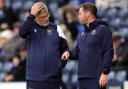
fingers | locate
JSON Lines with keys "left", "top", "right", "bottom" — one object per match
{"left": 31, "top": 3, "right": 43, "bottom": 16}
{"left": 61, "top": 54, "right": 68, "bottom": 60}
{"left": 66, "top": 54, "right": 69, "bottom": 59}
{"left": 61, "top": 54, "right": 65, "bottom": 60}
{"left": 61, "top": 52, "right": 70, "bottom": 60}
{"left": 65, "top": 53, "right": 69, "bottom": 59}
{"left": 36, "top": 3, "right": 42, "bottom": 9}
{"left": 99, "top": 78, "right": 107, "bottom": 88}
{"left": 33, "top": 3, "right": 42, "bottom": 10}
{"left": 99, "top": 80, "right": 107, "bottom": 88}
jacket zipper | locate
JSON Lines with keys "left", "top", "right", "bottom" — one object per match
{"left": 43, "top": 29, "right": 47, "bottom": 81}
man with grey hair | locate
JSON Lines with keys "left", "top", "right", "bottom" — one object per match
{"left": 20, "top": 2, "right": 69, "bottom": 89}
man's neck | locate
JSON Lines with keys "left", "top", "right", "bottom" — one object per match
{"left": 86, "top": 17, "right": 96, "bottom": 27}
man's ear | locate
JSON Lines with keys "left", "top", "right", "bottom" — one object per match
{"left": 48, "top": 13, "right": 50, "bottom": 17}
{"left": 85, "top": 11, "right": 90, "bottom": 17}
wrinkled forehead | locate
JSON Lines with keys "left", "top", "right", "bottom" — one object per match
{"left": 37, "top": 10, "right": 49, "bottom": 17}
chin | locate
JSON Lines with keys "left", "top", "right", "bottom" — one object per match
{"left": 41, "top": 22, "right": 49, "bottom": 26}
{"left": 43, "top": 23, "right": 49, "bottom": 26}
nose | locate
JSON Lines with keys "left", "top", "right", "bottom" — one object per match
{"left": 46, "top": 17, "right": 49, "bottom": 20}
{"left": 44, "top": 16, "right": 49, "bottom": 20}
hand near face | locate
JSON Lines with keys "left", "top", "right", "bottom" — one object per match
{"left": 31, "top": 2, "right": 42, "bottom": 16}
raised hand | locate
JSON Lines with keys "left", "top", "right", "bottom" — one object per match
{"left": 31, "top": 2, "right": 42, "bottom": 16}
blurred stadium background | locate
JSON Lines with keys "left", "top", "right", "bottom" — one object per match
{"left": 0, "top": 0, "right": 128, "bottom": 89}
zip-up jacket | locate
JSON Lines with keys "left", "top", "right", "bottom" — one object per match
{"left": 20, "top": 14, "right": 68, "bottom": 83}
{"left": 70, "top": 20, "right": 114, "bottom": 79}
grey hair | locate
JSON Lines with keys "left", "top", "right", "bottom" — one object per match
{"left": 36, "top": 2, "right": 48, "bottom": 13}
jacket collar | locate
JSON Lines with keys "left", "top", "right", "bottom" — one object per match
{"left": 84, "top": 19, "right": 108, "bottom": 32}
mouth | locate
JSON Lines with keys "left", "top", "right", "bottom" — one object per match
{"left": 43, "top": 20, "right": 49, "bottom": 23}
{"left": 42, "top": 21, "right": 49, "bottom": 26}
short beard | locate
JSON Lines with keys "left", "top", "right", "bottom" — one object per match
{"left": 79, "top": 19, "right": 85, "bottom": 25}
{"left": 37, "top": 21, "right": 49, "bottom": 27}
{"left": 79, "top": 16, "right": 87, "bottom": 25}
{"left": 41, "top": 22, "right": 49, "bottom": 27}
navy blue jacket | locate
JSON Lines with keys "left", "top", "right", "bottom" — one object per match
{"left": 70, "top": 20, "right": 114, "bottom": 79}
{"left": 20, "top": 14, "right": 68, "bottom": 82}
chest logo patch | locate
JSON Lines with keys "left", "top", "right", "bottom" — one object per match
{"left": 34, "top": 29, "right": 37, "bottom": 32}
{"left": 91, "top": 29, "right": 96, "bottom": 35}
{"left": 81, "top": 31, "right": 86, "bottom": 39}
{"left": 47, "top": 29, "right": 52, "bottom": 35}
{"left": 82, "top": 32, "right": 85, "bottom": 36}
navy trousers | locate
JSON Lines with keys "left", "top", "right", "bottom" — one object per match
{"left": 79, "top": 78, "right": 106, "bottom": 89}
{"left": 27, "top": 80, "right": 61, "bottom": 89}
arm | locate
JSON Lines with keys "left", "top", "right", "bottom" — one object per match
{"left": 57, "top": 25, "right": 69, "bottom": 68}
{"left": 20, "top": 14, "right": 35, "bottom": 39}
{"left": 20, "top": 2, "right": 43, "bottom": 39}
{"left": 57, "top": 25, "right": 69, "bottom": 55}
{"left": 101, "top": 26, "right": 114, "bottom": 74}
{"left": 99, "top": 26, "right": 114, "bottom": 88}
{"left": 61, "top": 35, "right": 80, "bottom": 60}
{"left": 69, "top": 43, "right": 79, "bottom": 60}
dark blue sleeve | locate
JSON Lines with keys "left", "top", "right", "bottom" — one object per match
{"left": 20, "top": 14, "right": 35, "bottom": 39}
{"left": 69, "top": 35, "right": 80, "bottom": 60}
{"left": 59, "top": 37, "right": 69, "bottom": 68}
{"left": 69, "top": 43, "right": 79, "bottom": 60}
{"left": 101, "top": 26, "right": 114, "bottom": 74}
{"left": 59, "top": 37, "right": 69, "bottom": 55}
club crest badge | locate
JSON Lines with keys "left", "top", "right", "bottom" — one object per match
{"left": 82, "top": 32, "right": 85, "bottom": 36}
{"left": 34, "top": 29, "right": 37, "bottom": 32}
{"left": 47, "top": 29, "right": 52, "bottom": 35}
{"left": 91, "top": 29, "right": 96, "bottom": 35}
{"left": 81, "top": 31, "right": 86, "bottom": 39}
